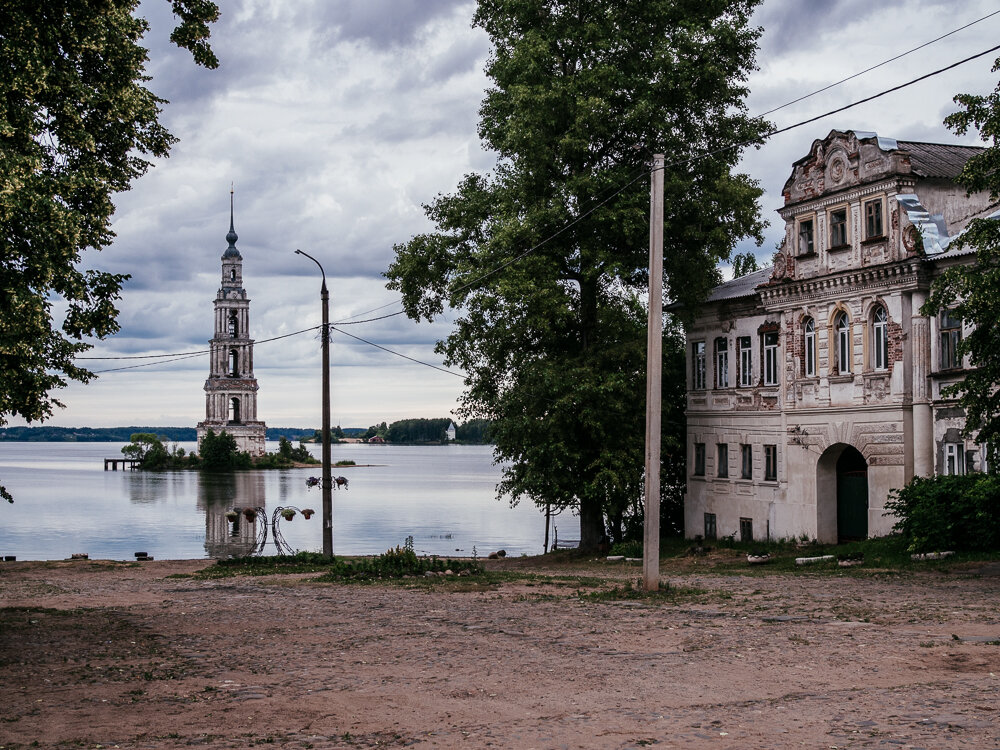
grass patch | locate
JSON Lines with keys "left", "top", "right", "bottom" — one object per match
{"left": 578, "top": 580, "right": 713, "bottom": 604}
{"left": 669, "top": 535, "right": 1000, "bottom": 576}
{"left": 194, "top": 551, "right": 343, "bottom": 578}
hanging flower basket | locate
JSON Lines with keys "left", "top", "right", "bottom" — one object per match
{"left": 301, "top": 508, "right": 315, "bottom": 520}
{"left": 281, "top": 509, "right": 296, "bottom": 521}
{"left": 225, "top": 511, "right": 239, "bottom": 522}
{"left": 243, "top": 508, "right": 257, "bottom": 522}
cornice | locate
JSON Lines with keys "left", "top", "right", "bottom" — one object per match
{"left": 757, "top": 259, "right": 929, "bottom": 309}
{"left": 778, "top": 176, "right": 917, "bottom": 218}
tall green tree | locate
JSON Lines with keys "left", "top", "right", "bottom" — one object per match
{"left": 0, "top": 0, "right": 219, "bottom": 502}
{"left": 386, "top": 0, "right": 768, "bottom": 547}
{"left": 923, "top": 55, "right": 1000, "bottom": 467}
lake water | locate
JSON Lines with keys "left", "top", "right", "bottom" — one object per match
{"left": 0, "top": 442, "right": 550, "bottom": 561}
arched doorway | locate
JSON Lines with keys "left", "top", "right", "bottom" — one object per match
{"left": 836, "top": 446, "right": 868, "bottom": 541}
{"left": 816, "top": 443, "right": 870, "bottom": 543}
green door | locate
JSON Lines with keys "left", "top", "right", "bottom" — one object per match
{"left": 837, "top": 448, "right": 868, "bottom": 541}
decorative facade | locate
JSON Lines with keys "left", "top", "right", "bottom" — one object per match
{"left": 196, "top": 195, "right": 267, "bottom": 456}
{"left": 684, "top": 129, "right": 993, "bottom": 543}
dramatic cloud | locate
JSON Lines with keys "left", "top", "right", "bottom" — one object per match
{"left": 28, "top": 0, "right": 1000, "bottom": 428}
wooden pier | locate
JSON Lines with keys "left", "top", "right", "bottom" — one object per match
{"left": 104, "top": 458, "right": 141, "bottom": 471}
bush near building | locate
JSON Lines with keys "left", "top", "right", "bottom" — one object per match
{"left": 885, "top": 474, "right": 1000, "bottom": 553}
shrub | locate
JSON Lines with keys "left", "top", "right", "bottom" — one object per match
{"left": 609, "top": 539, "right": 643, "bottom": 558}
{"left": 885, "top": 473, "right": 1000, "bottom": 552}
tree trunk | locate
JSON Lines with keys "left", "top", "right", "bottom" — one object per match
{"left": 578, "top": 494, "right": 605, "bottom": 551}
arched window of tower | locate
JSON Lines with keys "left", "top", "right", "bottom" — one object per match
{"left": 229, "top": 349, "right": 239, "bottom": 377}
{"left": 229, "top": 397, "right": 241, "bottom": 424}
{"left": 228, "top": 312, "right": 238, "bottom": 337}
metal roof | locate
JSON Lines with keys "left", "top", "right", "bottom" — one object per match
{"left": 705, "top": 266, "right": 772, "bottom": 303}
{"left": 896, "top": 140, "right": 983, "bottom": 179}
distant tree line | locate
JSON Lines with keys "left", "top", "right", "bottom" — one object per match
{"left": 1, "top": 426, "right": 323, "bottom": 442}
{"left": 4, "top": 421, "right": 493, "bottom": 446}
{"left": 305, "top": 419, "right": 493, "bottom": 445}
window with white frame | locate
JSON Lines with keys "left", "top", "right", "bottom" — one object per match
{"left": 940, "top": 310, "right": 962, "bottom": 370}
{"left": 835, "top": 312, "right": 851, "bottom": 374}
{"left": 944, "top": 442, "right": 965, "bottom": 475}
{"left": 762, "top": 331, "right": 779, "bottom": 385}
{"left": 803, "top": 318, "right": 816, "bottom": 377}
{"left": 692, "top": 341, "right": 706, "bottom": 389}
{"left": 715, "top": 338, "right": 729, "bottom": 388}
{"left": 872, "top": 306, "right": 889, "bottom": 371}
{"left": 738, "top": 336, "right": 752, "bottom": 386}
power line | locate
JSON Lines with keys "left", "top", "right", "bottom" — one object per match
{"left": 755, "top": 9, "right": 1000, "bottom": 119}
{"left": 79, "top": 36, "right": 1000, "bottom": 375}
{"left": 79, "top": 325, "right": 324, "bottom": 361}
{"left": 331, "top": 326, "right": 465, "bottom": 378}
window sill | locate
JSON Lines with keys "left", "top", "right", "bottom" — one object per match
{"left": 796, "top": 251, "right": 817, "bottom": 259}
{"left": 828, "top": 374, "right": 854, "bottom": 383}
{"left": 862, "top": 235, "right": 887, "bottom": 246}
{"left": 827, "top": 243, "right": 851, "bottom": 253}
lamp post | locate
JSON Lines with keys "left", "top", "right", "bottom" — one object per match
{"left": 295, "top": 249, "right": 333, "bottom": 558}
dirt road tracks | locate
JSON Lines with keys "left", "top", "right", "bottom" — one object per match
{"left": 1, "top": 558, "right": 999, "bottom": 749}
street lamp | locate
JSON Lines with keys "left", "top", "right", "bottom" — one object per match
{"left": 295, "top": 249, "right": 333, "bottom": 558}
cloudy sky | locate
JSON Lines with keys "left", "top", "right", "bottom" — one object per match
{"left": 25, "top": 0, "right": 1000, "bottom": 429}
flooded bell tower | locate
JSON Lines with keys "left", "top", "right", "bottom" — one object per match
{"left": 196, "top": 190, "right": 267, "bottom": 456}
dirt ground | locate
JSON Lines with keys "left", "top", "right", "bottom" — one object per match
{"left": 1, "top": 554, "right": 999, "bottom": 750}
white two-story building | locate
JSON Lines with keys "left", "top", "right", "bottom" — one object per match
{"left": 684, "top": 129, "right": 993, "bottom": 543}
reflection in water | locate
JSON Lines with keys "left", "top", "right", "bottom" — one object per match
{"left": 198, "top": 473, "right": 265, "bottom": 558}
{"left": 127, "top": 473, "right": 170, "bottom": 505}
{"left": 0, "top": 443, "right": 542, "bottom": 561}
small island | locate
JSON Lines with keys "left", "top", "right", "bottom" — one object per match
{"left": 121, "top": 431, "right": 319, "bottom": 471}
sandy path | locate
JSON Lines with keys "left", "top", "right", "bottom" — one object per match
{"left": 1, "top": 558, "right": 998, "bottom": 749}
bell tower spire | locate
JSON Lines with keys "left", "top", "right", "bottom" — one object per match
{"left": 196, "top": 189, "right": 266, "bottom": 457}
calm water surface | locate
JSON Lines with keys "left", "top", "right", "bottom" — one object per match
{"left": 0, "top": 442, "right": 547, "bottom": 561}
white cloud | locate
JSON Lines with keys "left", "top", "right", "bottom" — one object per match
{"left": 23, "top": 0, "right": 1000, "bottom": 428}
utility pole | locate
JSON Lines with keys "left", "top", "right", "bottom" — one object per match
{"left": 295, "top": 249, "right": 334, "bottom": 558}
{"left": 643, "top": 155, "right": 664, "bottom": 591}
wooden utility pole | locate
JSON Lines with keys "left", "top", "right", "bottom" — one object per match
{"left": 643, "top": 155, "right": 664, "bottom": 591}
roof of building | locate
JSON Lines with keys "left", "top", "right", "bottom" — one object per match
{"left": 704, "top": 266, "right": 772, "bottom": 303}
{"left": 896, "top": 140, "right": 983, "bottom": 179}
